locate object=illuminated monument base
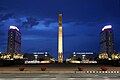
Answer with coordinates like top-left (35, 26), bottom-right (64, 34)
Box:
top-left (58, 52), bottom-right (63, 63)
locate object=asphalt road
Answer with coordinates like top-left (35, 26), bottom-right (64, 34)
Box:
top-left (0, 73), bottom-right (120, 78)
top-left (0, 78), bottom-right (120, 80)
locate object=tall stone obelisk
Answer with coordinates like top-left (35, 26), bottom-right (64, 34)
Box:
top-left (58, 14), bottom-right (63, 63)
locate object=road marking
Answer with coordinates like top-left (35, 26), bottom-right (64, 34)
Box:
top-left (85, 71), bottom-right (120, 74)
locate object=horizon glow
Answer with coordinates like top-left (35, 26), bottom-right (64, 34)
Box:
top-left (102, 25), bottom-right (112, 31)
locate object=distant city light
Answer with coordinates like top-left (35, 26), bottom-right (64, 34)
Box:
top-left (102, 25), bottom-right (112, 31)
top-left (10, 26), bottom-right (19, 31)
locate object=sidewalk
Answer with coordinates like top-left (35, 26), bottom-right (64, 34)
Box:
top-left (0, 70), bottom-right (119, 74)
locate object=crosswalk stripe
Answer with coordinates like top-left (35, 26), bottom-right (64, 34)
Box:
top-left (85, 71), bottom-right (120, 73)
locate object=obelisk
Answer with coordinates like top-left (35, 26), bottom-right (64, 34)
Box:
top-left (58, 14), bottom-right (63, 63)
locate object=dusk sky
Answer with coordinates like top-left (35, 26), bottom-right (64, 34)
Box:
top-left (0, 0), bottom-right (120, 59)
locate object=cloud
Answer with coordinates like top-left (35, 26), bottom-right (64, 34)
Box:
top-left (22, 29), bottom-right (57, 41)
top-left (20, 17), bottom-right (57, 31)
top-left (0, 16), bottom-right (102, 41)
top-left (32, 21), bottom-right (58, 30)
top-left (21, 17), bottom-right (39, 29)
top-left (22, 35), bottom-right (42, 40)
top-left (0, 13), bottom-right (14, 22)
top-left (42, 18), bottom-right (55, 27)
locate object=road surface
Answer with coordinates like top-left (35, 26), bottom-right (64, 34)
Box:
top-left (0, 73), bottom-right (120, 78)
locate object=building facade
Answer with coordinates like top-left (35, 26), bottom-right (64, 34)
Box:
top-left (66, 52), bottom-right (97, 63)
top-left (68, 52), bottom-right (95, 61)
top-left (7, 26), bottom-right (21, 54)
top-left (100, 25), bottom-right (114, 57)
top-left (24, 52), bottom-right (53, 61)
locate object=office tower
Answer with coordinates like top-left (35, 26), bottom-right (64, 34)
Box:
top-left (58, 14), bottom-right (63, 63)
top-left (100, 25), bottom-right (114, 57)
top-left (7, 26), bottom-right (21, 54)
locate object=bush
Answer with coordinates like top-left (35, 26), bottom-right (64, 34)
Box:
top-left (78, 67), bottom-right (83, 71)
top-left (101, 66), bottom-right (108, 71)
top-left (41, 68), bottom-right (46, 71)
top-left (19, 67), bottom-right (25, 71)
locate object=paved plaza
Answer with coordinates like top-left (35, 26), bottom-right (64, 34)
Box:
top-left (0, 64), bottom-right (120, 72)
top-left (0, 64), bottom-right (119, 79)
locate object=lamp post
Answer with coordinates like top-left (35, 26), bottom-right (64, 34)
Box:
top-left (34, 55), bottom-right (38, 61)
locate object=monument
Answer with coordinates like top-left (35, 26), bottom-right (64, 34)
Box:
top-left (58, 14), bottom-right (63, 63)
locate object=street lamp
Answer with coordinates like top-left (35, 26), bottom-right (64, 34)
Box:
top-left (82, 55), bottom-right (86, 60)
top-left (34, 55), bottom-right (38, 61)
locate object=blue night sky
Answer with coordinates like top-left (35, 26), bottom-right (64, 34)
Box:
top-left (0, 0), bottom-right (120, 59)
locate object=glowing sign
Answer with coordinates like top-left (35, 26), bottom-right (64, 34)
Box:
top-left (10, 26), bottom-right (19, 31)
top-left (74, 52), bottom-right (93, 54)
top-left (102, 25), bottom-right (112, 31)
top-left (33, 52), bottom-right (45, 54)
